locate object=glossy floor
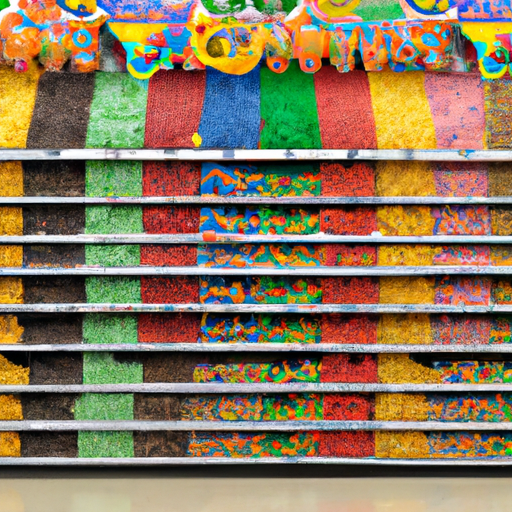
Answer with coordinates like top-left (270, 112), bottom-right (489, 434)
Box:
top-left (1, 467), bottom-right (511, 512)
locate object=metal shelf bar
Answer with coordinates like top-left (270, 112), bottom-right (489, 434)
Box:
top-left (0, 343), bottom-right (510, 353)
top-left (0, 457), bottom-right (511, 466)
top-left (1, 266), bottom-right (512, 277)
top-left (0, 303), bottom-right (505, 314)
top-left (3, 234), bottom-right (512, 245)
top-left (3, 196), bottom-right (512, 205)
top-left (4, 383), bottom-right (512, 393)
top-left (1, 148), bottom-right (512, 162)
top-left (1, 420), bottom-right (512, 431)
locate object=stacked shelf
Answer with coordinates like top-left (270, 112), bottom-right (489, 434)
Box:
top-left (2, 152), bottom-right (512, 464)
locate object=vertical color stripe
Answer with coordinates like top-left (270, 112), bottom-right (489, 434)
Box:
top-left (0, 167), bottom-right (24, 376)
top-left (488, 162), bottom-right (512, 196)
top-left (375, 161), bottom-right (435, 196)
top-left (0, 160), bottom-right (24, 456)
top-left (379, 277), bottom-right (435, 304)
top-left (424, 73), bottom-right (485, 150)
top-left (84, 160), bottom-right (142, 353)
top-left (433, 162), bottom-right (488, 197)
top-left (85, 161), bottom-right (142, 267)
top-left (26, 73), bottom-right (95, 149)
top-left (0, 162), bottom-right (24, 345)
top-left (375, 431), bottom-right (429, 458)
top-left (377, 314), bottom-right (433, 345)
top-left (0, 162), bottom-right (23, 269)
top-left (260, 61), bottom-right (321, 149)
top-left (80, 159), bottom-right (143, 458)
top-left (22, 161), bottom-right (86, 268)
top-left (483, 79), bottom-right (512, 149)
top-left (144, 70), bottom-right (206, 148)
top-left (84, 160), bottom-right (142, 361)
top-left (314, 68), bottom-right (377, 149)
top-left (368, 71), bottom-right (437, 149)
top-left (0, 430), bottom-right (21, 457)
top-left (0, 62), bottom-right (41, 148)
top-left (375, 394), bottom-right (429, 421)
top-left (75, 394), bottom-right (137, 458)
top-left (86, 73), bottom-right (148, 148)
top-left (0, 162), bottom-right (23, 345)
top-left (198, 66), bottom-right (261, 149)
top-left (140, 161), bottom-right (200, 342)
top-left (141, 161), bottom-right (199, 266)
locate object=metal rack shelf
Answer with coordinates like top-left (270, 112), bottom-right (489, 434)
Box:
top-left (1, 266), bottom-right (511, 276)
top-left (0, 303), bottom-right (506, 314)
top-left (3, 234), bottom-right (512, 245)
top-left (2, 151), bottom-right (512, 466)
top-left (0, 420), bottom-right (511, 432)
top-left (3, 383), bottom-right (512, 393)
top-left (2, 195), bottom-right (512, 205)
top-left (1, 148), bottom-right (512, 162)
top-left (0, 457), bottom-right (510, 466)
top-left (0, 344), bottom-right (510, 353)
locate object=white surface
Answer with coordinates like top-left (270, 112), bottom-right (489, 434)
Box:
top-left (0, 474), bottom-right (510, 512)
